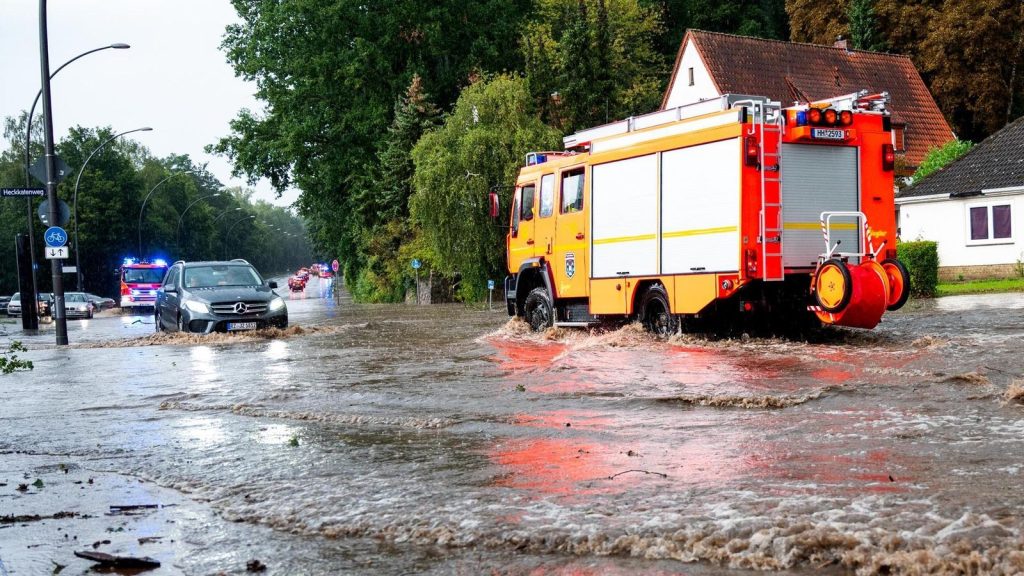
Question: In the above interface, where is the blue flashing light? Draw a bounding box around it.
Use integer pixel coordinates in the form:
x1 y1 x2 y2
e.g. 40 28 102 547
152 259 168 268
795 110 808 127
526 152 548 166
122 257 136 266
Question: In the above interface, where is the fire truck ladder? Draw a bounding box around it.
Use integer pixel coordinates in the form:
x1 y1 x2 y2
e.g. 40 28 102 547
739 100 785 282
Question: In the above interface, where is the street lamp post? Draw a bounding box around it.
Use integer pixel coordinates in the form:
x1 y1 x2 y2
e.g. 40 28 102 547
18 40 129 331
224 215 255 259
212 206 243 224
175 192 221 256
72 126 152 290
137 172 189 256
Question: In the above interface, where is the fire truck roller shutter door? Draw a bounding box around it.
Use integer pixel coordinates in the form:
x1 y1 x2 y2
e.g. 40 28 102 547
591 154 658 278
780 144 859 268
661 138 741 275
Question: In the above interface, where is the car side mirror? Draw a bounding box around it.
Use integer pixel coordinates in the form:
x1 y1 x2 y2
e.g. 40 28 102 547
164 287 176 294
268 281 278 289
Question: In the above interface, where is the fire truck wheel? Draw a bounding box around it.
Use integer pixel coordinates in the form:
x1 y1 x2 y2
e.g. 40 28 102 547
523 287 554 331
639 284 678 338
814 259 853 314
881 258 911 311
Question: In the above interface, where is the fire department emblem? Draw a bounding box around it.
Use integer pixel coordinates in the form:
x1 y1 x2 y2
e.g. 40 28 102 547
565 252 576 279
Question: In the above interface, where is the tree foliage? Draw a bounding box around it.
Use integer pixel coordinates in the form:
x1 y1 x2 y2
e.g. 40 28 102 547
0 115 312 297
524 0 666 132
912 139 974 181
410 75 562 300
0 340 33 374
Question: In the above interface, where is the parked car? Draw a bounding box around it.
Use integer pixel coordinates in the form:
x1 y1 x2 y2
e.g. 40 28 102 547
155 259 288 334
85 293 116 310
64 292 96 319
6 292 50 318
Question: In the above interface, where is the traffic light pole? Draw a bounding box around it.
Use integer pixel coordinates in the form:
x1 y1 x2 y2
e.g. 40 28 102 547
37 0 68 345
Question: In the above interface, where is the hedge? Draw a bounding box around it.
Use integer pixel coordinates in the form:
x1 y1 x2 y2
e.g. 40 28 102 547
897 240 939 298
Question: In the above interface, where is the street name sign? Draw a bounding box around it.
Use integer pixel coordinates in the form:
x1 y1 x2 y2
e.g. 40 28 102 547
1 187 45 198
45 246 69 260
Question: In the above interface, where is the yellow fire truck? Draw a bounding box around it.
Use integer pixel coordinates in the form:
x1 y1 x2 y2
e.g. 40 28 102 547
496 91 910 335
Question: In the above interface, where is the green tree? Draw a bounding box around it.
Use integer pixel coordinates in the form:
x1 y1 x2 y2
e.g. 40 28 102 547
525 0 666 132
410 75 562 300
211 0 532 299
352 75 440 302
912 139 973 181
849 0 885 51
659 0 789 54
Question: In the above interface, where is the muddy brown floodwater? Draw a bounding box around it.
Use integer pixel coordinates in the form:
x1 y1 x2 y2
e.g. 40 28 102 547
2 277 1024 575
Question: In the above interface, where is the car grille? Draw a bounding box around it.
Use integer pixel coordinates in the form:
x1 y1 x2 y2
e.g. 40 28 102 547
210 301 269 315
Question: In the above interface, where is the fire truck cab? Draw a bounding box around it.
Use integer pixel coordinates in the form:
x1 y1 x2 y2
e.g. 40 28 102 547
501 90 910 334
119 258 169 311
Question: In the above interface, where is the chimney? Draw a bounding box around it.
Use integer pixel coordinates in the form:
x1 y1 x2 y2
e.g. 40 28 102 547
834 35 848 51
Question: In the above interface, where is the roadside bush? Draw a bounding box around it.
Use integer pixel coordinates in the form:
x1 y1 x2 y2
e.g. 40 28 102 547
897 240 939 297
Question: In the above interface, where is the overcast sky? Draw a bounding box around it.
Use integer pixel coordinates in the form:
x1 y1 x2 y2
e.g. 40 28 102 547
0 0 300 207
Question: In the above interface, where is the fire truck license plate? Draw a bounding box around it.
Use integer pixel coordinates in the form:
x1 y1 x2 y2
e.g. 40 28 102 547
812 128 846 140
227 322 258 331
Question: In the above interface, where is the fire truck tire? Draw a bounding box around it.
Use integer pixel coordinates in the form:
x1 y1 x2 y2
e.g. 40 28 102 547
814 259 853 314
523 287 554 331
639 284 678 338
881 258 911 311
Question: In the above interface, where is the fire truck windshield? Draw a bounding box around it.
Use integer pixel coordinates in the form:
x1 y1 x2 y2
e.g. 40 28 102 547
123 268 165 284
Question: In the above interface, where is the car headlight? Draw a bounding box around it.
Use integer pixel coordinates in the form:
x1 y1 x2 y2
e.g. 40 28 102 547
268 297 285 312
184 300 210 314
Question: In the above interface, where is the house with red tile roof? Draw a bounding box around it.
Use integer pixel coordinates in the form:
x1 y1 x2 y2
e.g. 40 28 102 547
662 30 954 174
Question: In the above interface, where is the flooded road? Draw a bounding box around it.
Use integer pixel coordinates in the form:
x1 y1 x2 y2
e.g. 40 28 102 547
2 277 1024 574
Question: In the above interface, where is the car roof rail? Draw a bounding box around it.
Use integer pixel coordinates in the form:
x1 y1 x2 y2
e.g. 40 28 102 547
230 258 250 264
173 260 186 266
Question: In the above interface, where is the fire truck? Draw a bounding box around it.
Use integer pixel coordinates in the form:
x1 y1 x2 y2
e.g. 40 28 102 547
119 258 168 311
498 90 910 334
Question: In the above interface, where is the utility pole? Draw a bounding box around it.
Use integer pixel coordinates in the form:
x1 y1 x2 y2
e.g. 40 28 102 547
38 0 68 345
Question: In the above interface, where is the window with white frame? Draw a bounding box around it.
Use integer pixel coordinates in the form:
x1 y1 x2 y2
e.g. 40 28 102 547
966 203 1012 244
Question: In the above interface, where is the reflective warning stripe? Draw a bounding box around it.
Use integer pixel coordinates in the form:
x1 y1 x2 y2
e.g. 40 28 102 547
785 222 859 231
662 225 737 239
592 233 657 246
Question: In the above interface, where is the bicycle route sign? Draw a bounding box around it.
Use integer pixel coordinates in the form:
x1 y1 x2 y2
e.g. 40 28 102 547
44 226 68 248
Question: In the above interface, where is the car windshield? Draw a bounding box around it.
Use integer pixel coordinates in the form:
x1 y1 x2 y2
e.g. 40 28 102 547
66 293 86 302
183 265 262 288
123 267 166 284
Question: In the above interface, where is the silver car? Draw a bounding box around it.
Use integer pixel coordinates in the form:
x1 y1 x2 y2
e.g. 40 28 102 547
64 292 96 319
155 260 287 334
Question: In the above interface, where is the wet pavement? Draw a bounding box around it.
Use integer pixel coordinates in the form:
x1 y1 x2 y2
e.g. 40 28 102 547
2 278 1024 574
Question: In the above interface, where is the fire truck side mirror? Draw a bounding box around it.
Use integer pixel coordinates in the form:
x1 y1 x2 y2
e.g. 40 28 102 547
488 191 500 219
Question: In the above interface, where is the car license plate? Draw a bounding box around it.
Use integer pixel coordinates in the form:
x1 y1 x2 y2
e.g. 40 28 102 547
812 128 846 140
227 321 258 331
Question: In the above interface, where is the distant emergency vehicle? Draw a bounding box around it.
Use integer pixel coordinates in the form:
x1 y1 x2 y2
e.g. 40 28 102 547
120 258 168 310
497 91 910 334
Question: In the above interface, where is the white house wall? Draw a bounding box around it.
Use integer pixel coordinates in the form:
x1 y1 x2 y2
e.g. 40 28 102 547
898 194 1024 267
664 41 720 109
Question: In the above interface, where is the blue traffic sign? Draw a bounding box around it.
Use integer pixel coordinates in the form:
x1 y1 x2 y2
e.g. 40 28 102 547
487 279 495 290
411 259 421 270
44 226 68 248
